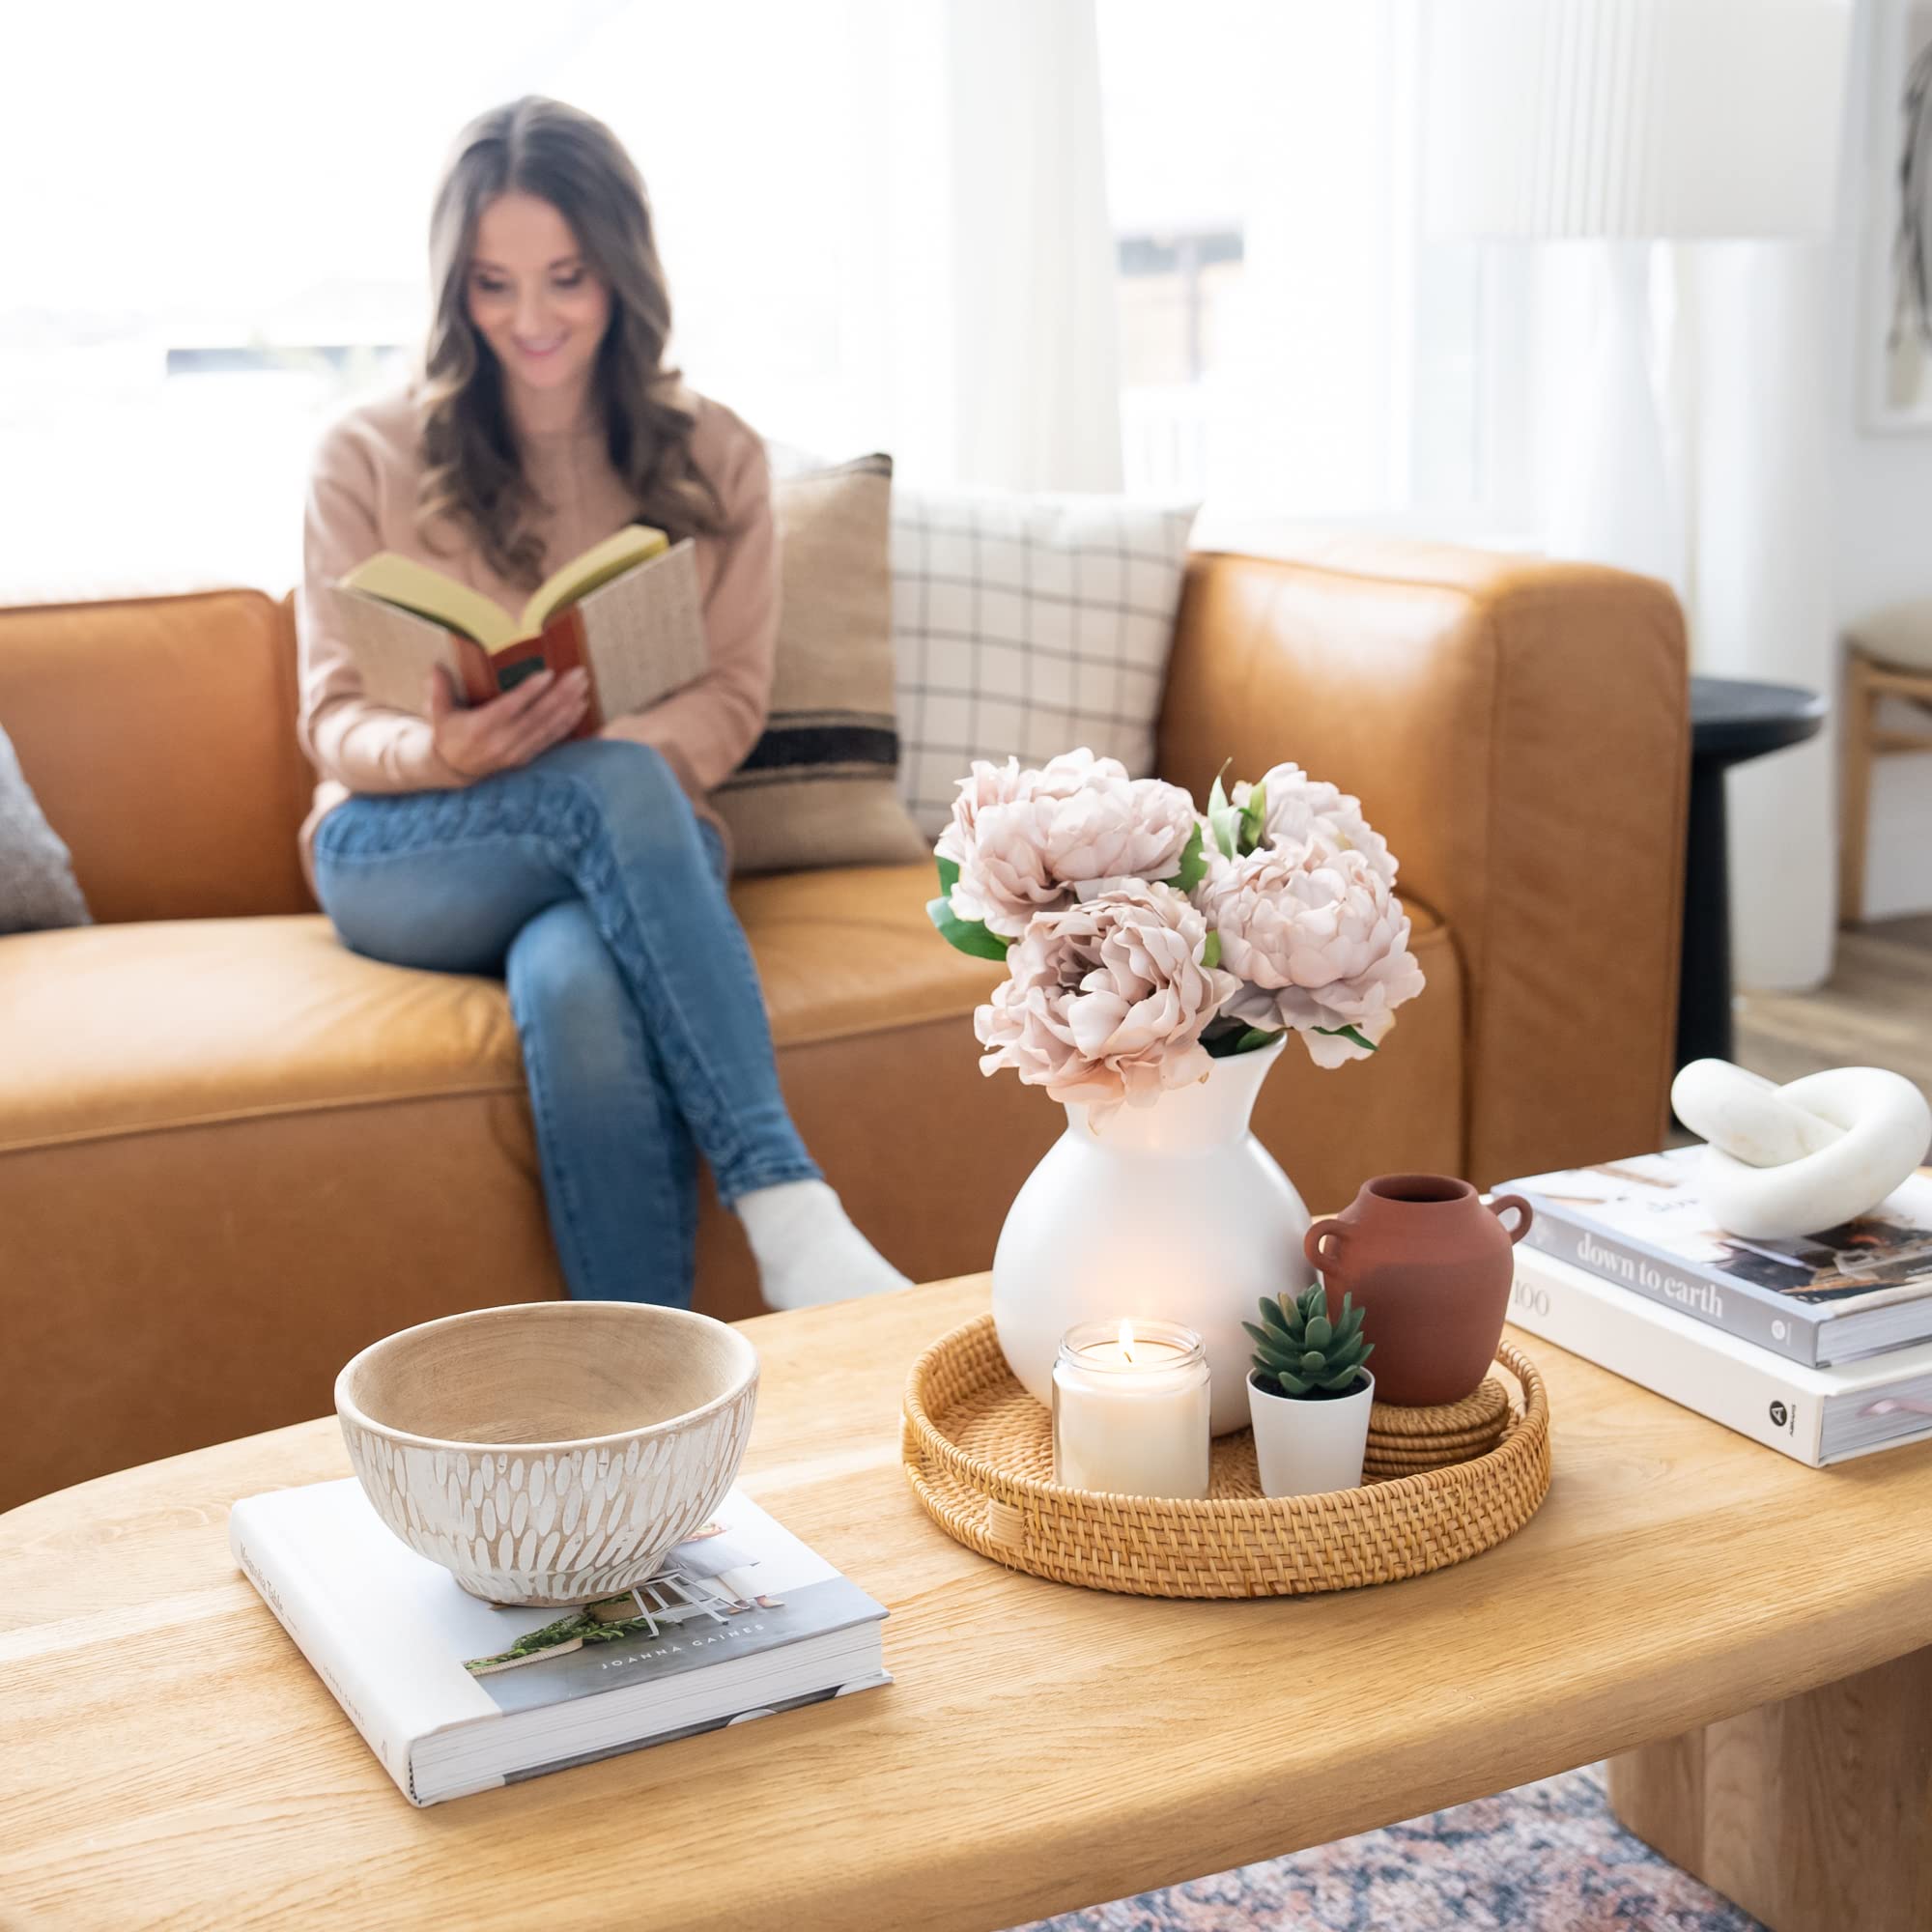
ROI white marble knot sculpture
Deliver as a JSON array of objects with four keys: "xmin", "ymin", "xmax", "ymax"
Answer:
[{"xmin": 1670, "ymin": 1060, "xmax": 1932, "ymax": 1240}]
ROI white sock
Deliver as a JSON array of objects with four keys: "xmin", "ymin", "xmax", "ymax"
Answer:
[{"xmin": 735, "ymin": 1179, "xmax": 914, "ymax": 1311}]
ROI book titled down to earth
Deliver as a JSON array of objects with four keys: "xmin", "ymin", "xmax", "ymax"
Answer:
[
  {"xmin": 231, "ymin": 1479, "xmax": 889, "ymax": 1806},
  {"xmin": 327, "ymin": 524, "xmax": 708, "ymax": 735},
  {"xmin": 1502, "ymin": 1149, "xmax": 1932, "ymax": 1367}
]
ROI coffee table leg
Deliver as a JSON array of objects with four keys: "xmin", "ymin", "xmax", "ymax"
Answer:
[{"xmin": 1605, "ymin": 1645, "xmax": 1932, "ymax": 1932}]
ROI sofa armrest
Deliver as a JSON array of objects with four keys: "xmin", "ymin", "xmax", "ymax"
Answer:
[{"xmin": 1157, "ymin": 538, "xmax": 1690, "ymax": 1187}]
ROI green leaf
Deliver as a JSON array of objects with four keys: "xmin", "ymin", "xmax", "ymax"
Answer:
[
  {"xmin": 1259, "ymin": 1294, "xmax": 1295, "ymax": 1337},
  {"xmin": 1313, "ymin": 1022, "xmax": 1377, "ymax": 1053},
  {"xmin": 1208, "ymin": 805, "xmax": 1241, "ymax": 862},
  {"xmin": 925, "ymin": 896, "xmax": 1010, "ymax": 961},
  {"xmin": 1241, "ymin": 1320, "xmax": 1275, "ymax": 1350},
  {"xmin": 1235, "ymin": 1027, "xmax": 1281, "ymax": 1055},
  {"xmin": 1241, "ymin": 781, "xmax": 1267, "ymax": 850},
  {"xmin": 1300, "ymin": 1350, "xmax": 1328, "ymax": 1375},
  {"xmin": 1274, "ymin": 1367, "xmax": 1314, "ymax": 1395},
  {"xmin": 1162, "ymin": 822, "xmax": 1208, "ymax": 895},
  {"xmin": 1304, "ymin": 1315, "xmax": 1333, "ymax": 1350},
  {"xmin": 1208, "ymin": 771, "xmax": 1230, "ymax": 819},
  {"xmin": 1201, "ymin": 931, "xmax": 1222, "ymax": 971},
  {"xmin": 935, "ymin": 853, "xmax": 961, "ymax": 897}
]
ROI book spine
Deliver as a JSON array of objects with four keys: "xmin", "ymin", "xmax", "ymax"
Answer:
[
  {"xmin": 1508, "ymin": 1257, "xmax": 1827, "ymax": 1464},
  {"xmin": 454, "ymin": 635, "xmax": 497, "ymax": 711},
  {"xmin": 228, "ymin": 1507, "xmax": 425, "ymax": 1806},
  {"xmin": 1520, "ymin": 1208, "xmax": 1820, "ymax": 1366},
  {"xmin": 540, "ymin": 605, "xmax": 600, "ymax": 737}
]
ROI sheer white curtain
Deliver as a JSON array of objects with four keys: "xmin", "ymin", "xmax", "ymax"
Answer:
[
  {"xmin": 1508, "ymin": 241, "xmax": 1841, "ymax": 992},
  {"xmin": 519, "ymin": 0, "xmax": 1122, "ymax": 488},
  {"xmin": 1678, "ymin": 246, "xmax": 1839, "ymax": 992},
  {"xmin": 942, "ymin": 0, "xmax": 1122, "ymax": 490}
]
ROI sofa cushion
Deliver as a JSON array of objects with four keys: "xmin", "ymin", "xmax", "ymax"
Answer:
[
  {"xmin": 0, "ymin": 917, "xmax": 525, "ymax": 1151},
  {"xmin": 0, "ymin": 589, "xmax": 314, "ymax": 923},
  {"xmin": 0, "ymin": 881, "xmax": 1460, "ymax": 1151}
]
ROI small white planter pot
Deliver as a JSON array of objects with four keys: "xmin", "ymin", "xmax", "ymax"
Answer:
[{"xmin": 1247, "ymin": 1369, "xmax": 1374, "ymax": 1498}]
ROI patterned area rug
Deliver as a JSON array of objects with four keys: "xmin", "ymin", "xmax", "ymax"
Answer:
[{"xmin": 1014, "ymin": 1764, "xmax": 1762, "ymax": 1931}]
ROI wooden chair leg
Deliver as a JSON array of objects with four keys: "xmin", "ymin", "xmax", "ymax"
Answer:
[{"xmin": 1838, "ymin": 648, "xmax": 1877, "ymax": 928}]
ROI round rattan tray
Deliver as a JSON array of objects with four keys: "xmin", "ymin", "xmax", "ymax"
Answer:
[{"xmin": 901, "ymin": 1315, "xmax": 1552, "ymax": 1598}]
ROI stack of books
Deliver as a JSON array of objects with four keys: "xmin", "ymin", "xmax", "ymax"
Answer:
[
  {"xmin": 232, "ymin": 1479, "xmax": 890, "ymax": 1805},
  {"xmin": 1498, "ymin": 1148, "xmax": 1932, "ymax": 1466}
]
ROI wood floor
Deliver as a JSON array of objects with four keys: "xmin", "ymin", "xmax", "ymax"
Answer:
[{"xmin": 1734, "ymin": 913, "xmax": 1932, "ymax": 1101}]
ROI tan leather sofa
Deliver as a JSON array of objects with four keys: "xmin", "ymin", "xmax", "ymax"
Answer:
[{"xmin": 0, "ymin": 543, "xmax": 1688, "ymax": 1507}]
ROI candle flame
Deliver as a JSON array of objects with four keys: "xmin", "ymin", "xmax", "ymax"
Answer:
[{"xmin": 1118, "ymin": 1319, "xmax": 1136, "ymax": 1364}]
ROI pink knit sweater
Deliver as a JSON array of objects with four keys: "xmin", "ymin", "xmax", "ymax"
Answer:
[{"xmin": 296, "ymin": 384, "xmax": 777, "ymax": 869}]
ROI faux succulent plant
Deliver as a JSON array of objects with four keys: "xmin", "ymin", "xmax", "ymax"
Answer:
[{"xmin": 1244, "ymin": 1281, "xmax": 1375, "ymax": 1400}]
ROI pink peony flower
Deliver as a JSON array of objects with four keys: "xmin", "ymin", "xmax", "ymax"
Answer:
[
  {"xmin": 974, "ymin": 882, "xmax": 1238, "ymax": 1113},
  {"xmin": 1235, "ymin": 762, "xmax": 1398, "ymax": 887},
  {"xmin": 936, "ymin": 749, "xmax": 1197, "ymax": 939},
  {"xmin": 1199, "ymin": 842, "xmax": 1426, "ymax": 1067}
]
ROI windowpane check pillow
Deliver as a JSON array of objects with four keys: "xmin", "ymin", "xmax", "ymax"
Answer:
[
  {"xmin": 712, "ymin": 454, "xmax": 928, "ymax": 875},
  {"xmin": 0, "ymin": 718, "xmax": 90, "ymax": 934},
  {"xmin": 890, "ymin": 485, "xmax": 1199, "ymax": 838}
]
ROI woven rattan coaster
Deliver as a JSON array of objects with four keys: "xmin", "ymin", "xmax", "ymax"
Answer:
[
  {"xmin": 1364, "ymin": 1444, "xmax": 1493, "ymax": 1477},
  {"xmin": 1368, "ymin": 1377, "xmax": 1513, "ymax": 1440}
]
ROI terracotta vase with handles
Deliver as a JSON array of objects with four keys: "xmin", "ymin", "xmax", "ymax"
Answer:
[{"xmin": 1302, "ymin": 1174, "xmax": 1532, "ymax": 1407}]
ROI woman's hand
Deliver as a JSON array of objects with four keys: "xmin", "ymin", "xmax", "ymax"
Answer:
[{"xmin": 426, "ymin": 664, "xmax": 590, "ymax": 780}]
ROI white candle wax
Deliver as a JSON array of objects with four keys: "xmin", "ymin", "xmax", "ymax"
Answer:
[{"xmin": 1051, "ymin": 1321, "xmax": 1211, "ymax": 1500}]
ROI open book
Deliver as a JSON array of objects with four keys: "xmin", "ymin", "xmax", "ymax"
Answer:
[{"xmin": 326, "ymin": 524, "xmax": 709, "ymax": 736}]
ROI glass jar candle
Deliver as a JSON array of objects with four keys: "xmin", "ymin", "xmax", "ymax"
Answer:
[{"xmin": 1051, "ymin": 1320, "xmax": 1211, "ymax": 1499}]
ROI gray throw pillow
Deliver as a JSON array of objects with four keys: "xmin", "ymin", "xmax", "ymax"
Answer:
[{"xmin": 0, "ymin": 720, "xmax": 90, "ymax": 933}]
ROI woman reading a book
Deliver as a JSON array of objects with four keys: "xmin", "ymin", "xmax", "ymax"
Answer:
[{"xmin": 295, "ymin": 96, "xmax": 908, "ymax": 1313}]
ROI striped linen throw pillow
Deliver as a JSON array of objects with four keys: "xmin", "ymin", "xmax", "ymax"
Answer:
[{"xmin": 713, "ymin": 454, "xmax": 926, "ymax": 874}]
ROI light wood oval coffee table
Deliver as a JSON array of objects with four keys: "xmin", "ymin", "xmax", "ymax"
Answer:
[{"xmin": 3, "ymin": 1274, "xmax": 1929, "ymax": 1932}]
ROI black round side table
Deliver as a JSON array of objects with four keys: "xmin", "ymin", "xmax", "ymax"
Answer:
[{"xmin": 1676, "ymin": 675, "xmax": 1828, "ymax": 1071}]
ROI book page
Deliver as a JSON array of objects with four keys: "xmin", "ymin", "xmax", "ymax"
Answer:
[
  {"xmin": 339, "ymin": 554, "xmax": 518, "ymax": 652},
  {"xmin": 573, "ymin": 539, "xmax": 709, "ymax": 722},
  {"xmin": 524, "ymin": 525, "xmax": 668, "ymax": 633},
  {"xmin": 326, "ymin": 586, "xmax": 471, "ymax": 718}
]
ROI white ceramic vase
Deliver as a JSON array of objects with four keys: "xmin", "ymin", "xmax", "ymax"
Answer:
[
  {"xmin": 991, "ymin": 1035, "xmax": 1312, "ymax": 1436},
  {"xmin": 1246, "ymin": 1369, "xmax": 1375, "ymax": 1498}
]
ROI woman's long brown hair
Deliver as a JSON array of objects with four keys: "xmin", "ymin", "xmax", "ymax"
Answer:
[{"xmin": 415, "ymin": 96, "xmax": 724, "ymax": 589}]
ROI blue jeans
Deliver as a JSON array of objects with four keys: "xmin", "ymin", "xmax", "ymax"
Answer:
[{"xmin": 311, "ymin": 740, "xmax": 820, "ymax": 1306}]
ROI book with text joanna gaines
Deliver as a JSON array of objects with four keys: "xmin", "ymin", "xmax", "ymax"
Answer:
[
  {"xmin": 327, "ymin": 524, "xmax": 709, "ymax": 735},
  {"xmin": 230, "ymin": 1478, "xmax": 889, "ymax": 1806}
]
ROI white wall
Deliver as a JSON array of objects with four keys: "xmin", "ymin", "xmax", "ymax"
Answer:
[{"xmin": 1833, "ymin": 0, "xmax": 1932, "ymax": 920}]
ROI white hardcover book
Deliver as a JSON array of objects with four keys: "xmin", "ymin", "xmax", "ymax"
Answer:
[
  {"xmin": 1509, "ymin": 1246, "xmax": 1932, "ymax": 1467},
  {"xmin": 230, "ymin": 1478, "xmax": 889, "ymax": 1806}
]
